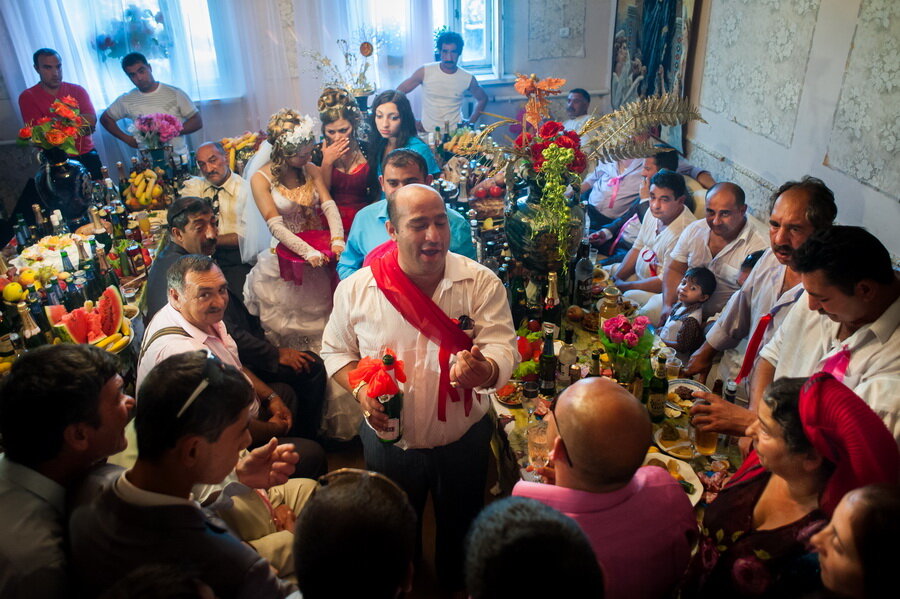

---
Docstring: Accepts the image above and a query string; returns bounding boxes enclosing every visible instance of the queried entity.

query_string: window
[62,0,239,106]
[432,0,503,80]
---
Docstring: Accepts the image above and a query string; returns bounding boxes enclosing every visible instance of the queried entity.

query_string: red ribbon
[607,175,622,209]
[348,349,407,397]
[371,247,474,421]
[734,313,773,384]
[363,239,396,268]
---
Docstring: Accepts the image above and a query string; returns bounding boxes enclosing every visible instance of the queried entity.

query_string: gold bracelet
[352,380,367,402]
[331,236,344,242]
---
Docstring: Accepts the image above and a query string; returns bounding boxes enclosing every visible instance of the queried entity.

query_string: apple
[526,319,541,332]
[489,185,504,197]
[473,186,489,199]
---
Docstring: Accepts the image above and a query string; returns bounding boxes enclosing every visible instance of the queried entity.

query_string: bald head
[554,378,651,487]
[386,183,443,226]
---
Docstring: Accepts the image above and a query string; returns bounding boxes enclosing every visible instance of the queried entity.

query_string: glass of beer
[691,399,719,456]
[666,356,683,380]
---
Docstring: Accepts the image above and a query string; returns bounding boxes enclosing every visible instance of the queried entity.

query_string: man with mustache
[180,142,252,295]
[18,48,101,179]
[697,226,900,445]
[686,177,837,406]
[398,30,488,133]
[660,182,767,323]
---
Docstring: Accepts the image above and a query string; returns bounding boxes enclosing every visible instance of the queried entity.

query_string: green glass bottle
[376,354,404,445]
[646,355,668,423]
[17,302,46,350]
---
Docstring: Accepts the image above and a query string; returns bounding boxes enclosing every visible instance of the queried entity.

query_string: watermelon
[45,304,67,326]
[54,307,106,344]
[97,286,124,337]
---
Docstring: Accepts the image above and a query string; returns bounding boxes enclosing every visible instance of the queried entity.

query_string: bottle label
[648,392,666,418]
[377,418,402,442]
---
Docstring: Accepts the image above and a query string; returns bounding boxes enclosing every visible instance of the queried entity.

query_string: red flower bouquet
[514,120,587,175]
[17,96,89,154]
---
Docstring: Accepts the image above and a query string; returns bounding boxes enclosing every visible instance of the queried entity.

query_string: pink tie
[607,176,622,209]
[820,344,851,382]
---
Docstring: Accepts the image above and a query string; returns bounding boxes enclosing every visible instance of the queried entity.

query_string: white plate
[653,425,694,460]
[668,378,710,397]
[642,453,703,505]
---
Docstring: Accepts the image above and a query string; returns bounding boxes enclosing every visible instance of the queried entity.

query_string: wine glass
[526,422,550,482]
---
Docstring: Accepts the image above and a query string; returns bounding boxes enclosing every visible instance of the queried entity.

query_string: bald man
[513,378,696,599]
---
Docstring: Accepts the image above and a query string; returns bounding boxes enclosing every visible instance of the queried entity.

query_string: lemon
[2,282,23,302]
[151,184,163,198]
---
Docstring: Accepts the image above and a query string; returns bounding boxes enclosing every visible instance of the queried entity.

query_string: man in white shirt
[563,88,591,132]
[612,169,696,322]
[100,52,201,158]
[686,177,838,406]
[398,30,488,133]
[322,184,517,590]
[180,142,251,294]
[693,226,900,444]
[661,182,768,323]
[0,345,134,599]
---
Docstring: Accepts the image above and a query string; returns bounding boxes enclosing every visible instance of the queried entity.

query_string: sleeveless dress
[243,170,336,353]
[327,162,370,233]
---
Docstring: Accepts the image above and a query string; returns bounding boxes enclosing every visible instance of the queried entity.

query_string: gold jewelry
[352,380,367,402]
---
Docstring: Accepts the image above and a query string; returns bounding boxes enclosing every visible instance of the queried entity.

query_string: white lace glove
[266,215,326,267]
[320,199,345,255]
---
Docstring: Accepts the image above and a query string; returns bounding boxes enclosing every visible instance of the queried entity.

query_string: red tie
[734,313,773,384]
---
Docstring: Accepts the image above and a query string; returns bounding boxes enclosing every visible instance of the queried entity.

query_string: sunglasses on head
[176,349,227,418]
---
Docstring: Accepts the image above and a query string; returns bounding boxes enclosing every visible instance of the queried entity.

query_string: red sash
[370,247,475,422]
[363,239,396,268]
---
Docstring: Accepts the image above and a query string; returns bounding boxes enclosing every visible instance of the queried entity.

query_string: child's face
[677,276,708,304]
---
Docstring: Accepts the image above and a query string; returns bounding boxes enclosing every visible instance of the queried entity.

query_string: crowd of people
[3,31,900,599]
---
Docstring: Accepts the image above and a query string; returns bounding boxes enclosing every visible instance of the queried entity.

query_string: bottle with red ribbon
[349,350,406,444]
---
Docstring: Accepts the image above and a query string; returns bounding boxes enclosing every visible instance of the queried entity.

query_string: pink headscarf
[798,372,899,516]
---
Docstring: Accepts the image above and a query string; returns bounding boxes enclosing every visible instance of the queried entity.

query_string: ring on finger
[363,410,371,418]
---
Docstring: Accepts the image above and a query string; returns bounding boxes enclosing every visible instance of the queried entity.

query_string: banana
[0,362,11,374]
[108,335,131,353]
[228,147,236,171]
[135,178,148,199]
[141,171,158,205]
[143,169,154,178]
[132,172,145,187]
[95,333,121,349]
[120,318,131,337]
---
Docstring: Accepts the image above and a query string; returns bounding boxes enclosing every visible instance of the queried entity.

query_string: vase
[141,147,171,178]
[610,353,640,383]
[505,179,585,273]
[34,147,92,225]
[355,94,372,113]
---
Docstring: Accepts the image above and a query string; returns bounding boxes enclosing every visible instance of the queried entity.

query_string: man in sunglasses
[0,345,134,598]
[70,351,296,598]
[144,197,327,441]
[512,377,696,599]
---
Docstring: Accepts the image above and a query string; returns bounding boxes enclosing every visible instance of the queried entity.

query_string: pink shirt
[513,466,697,599]
[18,82,96,154]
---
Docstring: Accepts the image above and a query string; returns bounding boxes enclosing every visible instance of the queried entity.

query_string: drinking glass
[589,248,599,266]
[521,381,540,423]
[526,422,550,481]
[666,356,683,380]
[690,398,719,456]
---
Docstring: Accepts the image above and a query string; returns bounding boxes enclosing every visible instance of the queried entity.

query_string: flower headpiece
[268,109,317,155]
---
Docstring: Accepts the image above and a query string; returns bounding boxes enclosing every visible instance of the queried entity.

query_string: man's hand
[267,394,292,435]
[357,382,390,432]
[236,438,299,489]
[613,277,634,292]
[273,504,296,532]
[278,348,315,373]
[321,137,350,165]
[124,135,138,148]
[450,345,496,389]
[684,343,717,382]
[690,391,755,437]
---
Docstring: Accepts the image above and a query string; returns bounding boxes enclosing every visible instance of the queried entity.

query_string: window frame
[437,0,503,81]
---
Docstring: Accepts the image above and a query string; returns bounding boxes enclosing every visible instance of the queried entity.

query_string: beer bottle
[646,355,668,423]
[539,323,557,397]
[587,350,601,377]
[571,241,592,308]
[376,354,404,444]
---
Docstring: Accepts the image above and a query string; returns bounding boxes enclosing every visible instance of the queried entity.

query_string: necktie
[734,313,772,384]
[207,186,222,217]
[607,176,622,209]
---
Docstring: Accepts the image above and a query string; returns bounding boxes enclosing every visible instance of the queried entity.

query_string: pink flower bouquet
[599,315,654,382]
[131,113,183,149]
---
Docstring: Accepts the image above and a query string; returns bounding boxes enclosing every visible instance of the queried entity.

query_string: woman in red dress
[313,88,371,234]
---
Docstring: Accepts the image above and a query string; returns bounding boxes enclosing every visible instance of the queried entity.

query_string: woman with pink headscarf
[680,373,899,598]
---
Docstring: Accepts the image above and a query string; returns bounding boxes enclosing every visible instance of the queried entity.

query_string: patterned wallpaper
[700,0,821,147]
[825,0,900,201]
[528,0,586,59]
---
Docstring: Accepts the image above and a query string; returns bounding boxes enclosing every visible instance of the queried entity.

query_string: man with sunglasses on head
[145,197,327,442]
[70,351,296,598]
[512,377,696,599]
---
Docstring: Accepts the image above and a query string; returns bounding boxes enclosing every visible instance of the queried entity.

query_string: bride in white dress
[241,109,361,439]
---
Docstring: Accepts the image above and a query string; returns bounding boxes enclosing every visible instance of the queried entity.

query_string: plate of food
[653,421,694,460]
[643,451,703,505]
[495,382,522,407]
[666,379,709,417]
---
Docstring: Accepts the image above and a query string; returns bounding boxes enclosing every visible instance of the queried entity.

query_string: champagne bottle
[539,323,557,397]
[376,354,404,444]
[0,311,15,362]
[89,207,112,252]
[32,204,50,237]
[17,302,46,350]
[587,350,601,377]
[645,355,668,423]
[572,241,593,309]
[543,272,562,327]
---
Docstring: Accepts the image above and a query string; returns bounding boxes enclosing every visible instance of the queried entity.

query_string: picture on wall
[610,0,695,151]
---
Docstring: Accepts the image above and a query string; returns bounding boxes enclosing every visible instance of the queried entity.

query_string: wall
[684,0,900,256]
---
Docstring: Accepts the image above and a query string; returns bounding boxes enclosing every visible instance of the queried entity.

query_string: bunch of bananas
[221,131,265,171]
[123,168,162,210]
[443,129,481,156]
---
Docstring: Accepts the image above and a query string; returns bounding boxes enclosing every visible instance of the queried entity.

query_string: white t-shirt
[105,82,198,156]
[421,62,474,133]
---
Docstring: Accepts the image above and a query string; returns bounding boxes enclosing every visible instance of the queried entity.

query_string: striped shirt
[105,83,198,156]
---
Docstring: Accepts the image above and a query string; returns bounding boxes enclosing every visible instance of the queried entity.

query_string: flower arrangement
[130,113,182,149]
[600,315,654,382]
[17,96,89,155]
[304,34,383,97]
[515,120,587,176]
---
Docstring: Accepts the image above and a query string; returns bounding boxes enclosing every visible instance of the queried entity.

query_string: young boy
[658,266,716,361]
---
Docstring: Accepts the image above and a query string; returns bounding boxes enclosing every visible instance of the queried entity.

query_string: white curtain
[0,0,435,168]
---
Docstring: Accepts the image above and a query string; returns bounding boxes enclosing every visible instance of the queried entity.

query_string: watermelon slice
[56,309,89,343]
[45,304,68,326]
[86,311,107,344]
[97,286,124,337]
